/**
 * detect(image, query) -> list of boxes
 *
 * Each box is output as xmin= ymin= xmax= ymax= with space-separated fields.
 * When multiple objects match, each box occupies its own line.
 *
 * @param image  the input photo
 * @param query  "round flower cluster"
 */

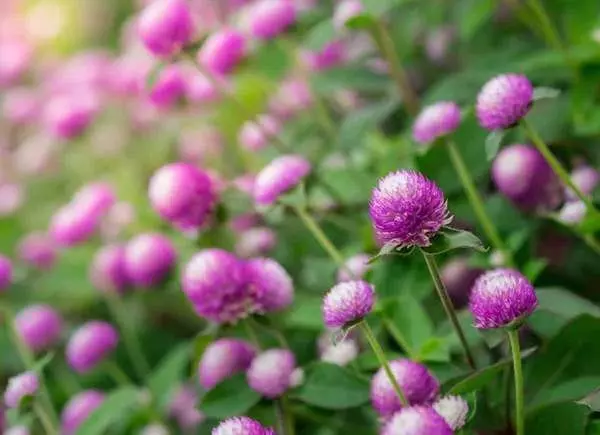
xmin=322 ymin=280 xmax=375 ymax=328
xmin=198 ymin=338 xmax=256 ymax=390
xmin=212 ymin=416 xmax=275 ymax=435
xmin=66 ymin=321 xmax=119 ymax=373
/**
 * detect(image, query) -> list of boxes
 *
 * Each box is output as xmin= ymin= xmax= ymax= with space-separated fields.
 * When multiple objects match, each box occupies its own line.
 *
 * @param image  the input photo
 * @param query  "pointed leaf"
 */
xmin=485 ymin=130 xmax=505 ymax=161
xmin=147 ymin=343 xmax=191 ymax=410
xmin=422 ymin=227 xmax=487 ymax=255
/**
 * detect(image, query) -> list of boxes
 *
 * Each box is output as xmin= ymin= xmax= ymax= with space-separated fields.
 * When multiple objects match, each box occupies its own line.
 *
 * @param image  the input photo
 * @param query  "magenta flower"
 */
xmin=15 ymin=305 xmax=63 ymax=353
xmin=169 ymin=384 xmax=205 ymax=431
xmin=148 ymin=64 xmax=187 ymax=108
xmin=198 ymin=338 xmax=256 ymax=389
xmin=4 ymin=372 xmax=38 ymax=408
xmin=238 ymin=115 xmax=281 ymax=151
xmin=0 ymin=40 xmax=32 ymax=88
xmin=229 ymin=212 xmax=261 ymax=232
xmin=90 ymin=244 xmax=130 ymax=293
xmin=322 ymin=280 xmax=375 ymax=328
xmin=197 ymin=28 xmax=246 ymax=75
xmin=49 ymin=204 xmax=101 ymax=247
xmin=337 ymin=253 xmax=370 ymax=282
xmin=433 ymin=395 xmax=469 ymax=431
xmin=235 ymin=227 xmax=277 ymax=258
xmin=383 ymin=406 xmax=453 ymax=435
xmin=567 ymin=165 xmax=599 ymax=201
xmin=0 ymin=255 xmax=12 ymax=291
xmin=469 ymin=268 xmax=538 ymax=329
xmin=333 ymin=0 xmax=363 ymax=30
xmin=369 ymin=170 xmax=452 ymax=248
xmin=73 ymin=182 xmax=116 ymax=218
xmin=184 ymin=70 xmax=224 ymax=104
xmin=247 ymin=0 xmax=296 ymax=39
xmin=412 ymin=101 xmax=461 ymax=144
xmin=254 ymin=155 xmax=311 ymax=205
xmin=440 ymin=257 xmax=483 ymax=308
xmin=137 ymin=0 xmax=194 ymax=57
xmin=66 ymin=321 xmax=119 ymax=373
xmin=558 ymin=200 xmax=586 ymax=225
xmin=302 ymin=40 xmax=347 ymax=71
xmin=212 ymin=417 xmax=275 ymax=435
xmin=43 ymin=91 xmax=99 ymax=140
xmin=2 ymin=87 xmax=38 ymax=125
xmin=243 ymin=257 xmax=294 ymax=312
xmin=247 ymin=348 xmax=296 ymax=398
xmin=18 ymin=232 xmax=57 ymax=270
xmin=149 ymin=162 xmax=217 ymax=231
xmin=124 ymin=233 xmax=176 ymax=287
xmin=371 ymin=359 xmax=440 ymax=417
xmin=269 ymin=78 xmax=312 ymax=119
xmin=61 ymin=390 xmax=105 ymax=435
xmin=476 ymin=73 xmax=533 ymax=131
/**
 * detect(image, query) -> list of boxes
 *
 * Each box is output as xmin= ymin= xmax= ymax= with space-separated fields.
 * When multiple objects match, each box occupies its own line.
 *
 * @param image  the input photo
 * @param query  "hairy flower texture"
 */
xmin=567 ymin=165 xmax=599 ymax=201
xmin=198 ymin=28 xmax=246 ymax=75
xmin=66 ymin=321 xmax=119 ymax=373
xmin=124 ymin=233 xmax=176 ymax=287
xmin=182 ymin=249 xmax=254 ymax=323
xmin=137 ymin=0 xmax=194 ymax=57
xmin=369 ymin=170 xmax=452 ymax=248
xmin=243 ymin=257 xmax=294 ymax=312
xmin=433 ymin=395 xmax=469 ymax=431
xmin=492 ymin=144 xmax=562 ymax=212
xmin=371 ymin=359 xmax=440 ymax=417
xmin=212 ymin=417 xmax=275 ymax=435
xmin=440 ymin=257 xmax=483 ymax=308
xmin=90 ymin=244 xmax=130 ymax=293
xmin=18 ymin=232 xmax=57 ymax=270
xmin=383 ymin=406 xmax=453 ymax=435
xmin=198 ymin=338 xmax=256 ymax=389
xmin=412 ymin=101 xmax=461 ymax=144
xmin=235 ymin=227 xmax=277 ymax=258
xmin=254 ymin=155 xmax=311 ymax=205
xmin=239 ymin=115 xmax=281 ymax=151
xmin=0 ymin=255 xmax=12 ymax=291
xmin=248 ymin=0 xmax=296 ymax=39
xmin=322 ymin=280 xmax=375 ymax=328
xmin=247 ymin=348 xmax=296 ymax=398
xmin=333 ymin=0 xmax=363 ymax=30
xmin=61 ymin=390 xmax=105 ymax=435
xmin=320 ymin=339 xmax=359 ymax=366
xmin=476 ymin=73 xmax=533 ymax=131
xmin=149 ymin=162 xmax=217 ymax=231
xmin=4 ymin=372 xmax=38 ymax=408
xmin=15 ymin=305 xmax=63 ymax=353
xmin=337 ymin=253 xmax=370 ymax=283
xmin=148 ymin=64 xmax=187 ymax=108
xmin=469 ymin=268 xmax=538 ymax=329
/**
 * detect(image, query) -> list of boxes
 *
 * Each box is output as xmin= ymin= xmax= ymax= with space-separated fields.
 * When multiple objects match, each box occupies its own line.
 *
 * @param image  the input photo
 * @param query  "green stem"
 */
xmin=422 ymin=252 xmax=477 ymax=369
xmin=243 ymin=319 xmax=263 ymax=350
xmin=508 ymin=329 xmax=525 ymax=435
xmin=446 ymin=139 xmax=514 ymax=267
xmin=360 ymin=320 xmax=408 ymax=406
xmin=583 ymin=234 xmax=600 ymax=256
xmin=276 ymin=395 xmax=295 ymax=435
xmin=34 ymin=401 xmax=58 ymax=435
xmin=381 ymin=317 xmax=417 ymax=360
xmin=104 ymin=360 xmax=133 ymax=386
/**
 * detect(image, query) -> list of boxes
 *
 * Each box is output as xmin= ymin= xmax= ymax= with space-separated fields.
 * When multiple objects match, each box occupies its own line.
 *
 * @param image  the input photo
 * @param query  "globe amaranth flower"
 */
xmin=302 ymin=40 xmax=347 ymax=72
xmin=50 ymin=203 xmax=101 ymax=247
xmin=247 ymin=348 xmax=296 ymax=398
xmin=476 ymin=73 xmax=533 ymax=131
xmin=61 ymin=390 xmax=105 ymax=435
xmin=212 ymin=417 xmax=275 ymax=435
xmin=322 ymin=280 xmax=375 ymax=328
xmin=469 ymin=268 xmax=538 ymax=329
xmin=254 ymin=155 xmax=311 ymax=205
xmin=567 ymin=165 xmax=599 ymax=201
xmin=412 ymin=101 xmax=461 ymax=144
xmin=433 ymin=395 xmax=469 ymax=431
xmin=333 ymin=0 xmax=363 ymax=30
xmin=440 ymin=257 xmax=483 ymax=308
xmin=371 ymin=359 xmax=440 ymax=417
xmin=197 ymin=28 xmax=246 ymax=75
xmin=4 ymin=372 xmax=38 ymax=408
xmin=148 ymin=64 xmax=187 ymax=109
xmin=238 ymin=115 xmax=281 ymax=151
xmin=15 ymin=305 xmax=63 ymax=353
xmin=269 ymin=78 xmax=312 ymax=119
xmin=383 ymin=406 xmax=453 ymax=435
xmin=0 ymin=255 xmax=12 ymax=291
xmin=90 ymin=244 xmax=130 ymax=293
xmin=18 ymin=232 xmax=57 ymax=270
xmin=73 ymin=182 xmax=116 ymax=218
xmin=5 ymin=425 xmax=29 ymax=435
xmin=235 ymin=227 xmax=277 ymax=258
xmin=243 ymin=257 xmax=294 ymax=312
xmin=198 ymin=338 xmax=256 ymax=389
xmin=247 ymin=0 xmax=296 ymax=39
xmin=169 ymin=384 xmax=205 ymax=431
xmin=137 ymin=0 xmax=194 ymax=58
xmin=492 ymin=144 xmax=562 ymax=212
xmin=0 ymin=39 xmax=32 ymax=87
xmin=0 ymin=182 xmax=24 ymax=217
xmin=66 ymin=321 xmax=119 ymax=373
xmin=369 ymin=170 xmax=452 ymax=248
xmin=43 ymin=90 xmax=99 ymax=140
xmin=149 ymin=162 xmax=217 ymax=231
xmin=2 ymin=87 xmax=38 ymax=125
xmin=337 ymin=253 xmax=370 ymax=283
xmin=124 ymin=233 xmax=176 ymax=287
xmin=320 ymin=339 xmax=359 ymax=366
xmin=558 ymin=200 xmax=586 ymax=225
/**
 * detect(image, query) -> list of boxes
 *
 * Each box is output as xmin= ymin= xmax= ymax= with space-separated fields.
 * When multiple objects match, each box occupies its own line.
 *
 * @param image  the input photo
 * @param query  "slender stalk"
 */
xmin=276 ymin=395 xmax=295 ymax=435
xmin=508 ymin=329 xmax=525 ymax=435
xmin=104 ymin=360 xmax=133 ymax=386
xmin=422 ymin=253 xmax=477 ymax=369
xmin=34 ymin=401 xmax=58 ymax=435
xmin=360 ymin=320 xmax=408 ymax=406
xmin=446 ymin=139 xmax=514 ymax=267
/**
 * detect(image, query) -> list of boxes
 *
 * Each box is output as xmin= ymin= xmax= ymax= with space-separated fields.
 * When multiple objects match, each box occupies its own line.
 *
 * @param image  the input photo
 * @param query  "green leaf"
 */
xmin=578 ymin=209 xmax=600 ymax=234
xmin=304 ymin=20 xmax=335 ymax=50
xmin=200 ymin=374 xmax=261 ymax=418
xmin=485 ymin=130 xmax=506 ymax=161
xmin=75 ymin=387 xmax=140 ymax=435
xmin=147 ymin=343 xmax=191 ymax=410
xmin=32 ymin=352 xmax=54 ymax=373
xmin=286 ymin=295 xmax=323 ymax=330
xmin=533 ymin=87 xmax=561 ymax=101
xmin=312 ymin=67 xmax=390 ymax=94
xmin=296 ymin=362 xmax=370 ymax=409
xmin=422 ymin=227 xmax=487 ymax=255
xmin=337 ymin=99 xmax=398 ymax=149
xmin=525 ymin=402 xmax=589 ymax=435
xmin=457 ymin=0 xmax=495 ymax=41
xmin=529 ymin=376 xmax=600 ymax=411
xmin=345 ymin=13 xmax=378 ymax=31
xmin=522 ymin=258 xmax=548 ymax=282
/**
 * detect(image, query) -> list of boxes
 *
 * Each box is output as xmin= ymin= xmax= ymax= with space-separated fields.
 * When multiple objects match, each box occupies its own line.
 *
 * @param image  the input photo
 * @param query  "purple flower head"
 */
xmin=269 ymin=78 xmax=312 ymax=119
xmin=235 ymin=227 xmax=277 ymax=258
xmin=66 ymin=321 xmax=119 ymax=373
xmin=337 ymin=253 xmax=370 ymax=283
xmin=383 ymin=406 xmax=453 ymax=435
xmin=412 ymin=101 xmax=461 ymax=144
xmin=0 ymin=39 xmax=32 ymax=88
xmin=333 ymin=0 xmax=363 ymax=30
xmin=184 ymin=69 xmax=224 ymax=104
xmin=0 ymin=255 xmax=13 ymax=291
xmin=148 ymin=64 xmax=187 ymax=108
xmin=49 ymin=204 xmax=101 ymax=247
xmin=229 ymin=212 xmax=261 ymax=232
xmin=433 ymin=395 xmax=469 ymax=431
xmin=247 ymin=0 xmax=296 ymax=39
xmin=238 ymin=115 xmax=281 ymax=151
xmin=212 ymin=417 xmax=274 ymax=435
xmin=149 ymin=163 xmax=217 ymax=231
xmin=247 ymin=348 xmax=296 ymax=398
xmin=469 ymin=268 xmax=537 ymax=329
xmin=169 ymin=384 xmax=205 ymax=430
xmin=18 ymin=232 xmax=57 ymax=270
xmin=243 ymin=257 xmax=294 ymax=312
xmin=370 ymin=359 xmax=440 ymax=417
xmin=15 ymin=305 xmax=63 ymax=353
xmin=369 ymin=170 xmax=452 ymax=248
xmin=558 ymin=200 xmax=586 ymax=225
xmin=2 ymin=87 xmax=38 ymax=125
xmin=302 ymin=40 xmax=347 ymax=71
xmin=322 ymin=280 xmax=375 ymax=328
xmin=476 ymin=73 xmax=533 ymax=131
xmin=198 ymin=338 xmax=256 ymax=389
xmin=61 ymin=390 xmax=105 ymax=435
xmin=124 ymin=233 xmax=176 ymax=287
xmin=492 ymin=144 xmax=562 ymax=212
xmin=137 ymin=0 xmax=194 ymax=57
xmin=197 ymin=28 xmax=246 ymax=75
xmin=4 ymin=372 xmax=38 ymax=408
xmin=254 ymin=155 xmax=311 ymax=205
xmin=440 ymin=257 xmax=483 ymax=308
xmin=73 ymin=182 xmax=116 ymax=218
xmin=43 ymin=91 xmax=99 ymax=140
xmin=567 ymin=165 xmax=599 ymax=201
xmin=320 ymin=339 xmax=359 ymax=366
xmin=90 ymin=244 xmax=130 ymax=293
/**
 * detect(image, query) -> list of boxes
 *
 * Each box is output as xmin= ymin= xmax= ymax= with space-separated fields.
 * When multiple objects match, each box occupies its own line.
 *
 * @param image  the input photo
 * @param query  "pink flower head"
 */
xmin=0 ymin=255 xmax=12 ymax=291
xmin=212 ymin=417 xmax=275 ymax=435
xmin=198 ymin=338 xmax=256 ymax=389
xmin=18 ymin=232 xmax=57 ymax=270
xmin=4 ymin=372 xmax=38 ymax=408
xmin=15 ymin=305 xmax=63 ymax=353
xmin=232 ymin=176 xmax=257 ymax=197
xmin=2 ymin=87 xmax=38 ymax=125
xmin=43 ymin=91 xmax=99 ymax=140
xmin=412 ymin=101 xmax=461 ymax=144
xmin=337 ymin=253 xmax=370 ymax=282
xmin=169 ymin=384 xmax=205 ymax=431
xmin=243 ymin=257 xmax=293 ymax=312
xmin=558 ymin=200 xmax=586 ymax=225
xmin=137 ymin=0 xmax=194 ymax=57
xmin=148 ymin=64 xmax=187 ymax=108
xmin=322 ymin=280 xmax=375 ymax=327
xmin=124 ymin=233 xmax=176 ymax=287
xmin=197 ymin=28 xmax=246 ymax=75
xmin=61 ymin=390 xmax=105 ymax=435
xmin=247 ymin=0 xmax=296 ymax=39
xmin=184 ymin=69 xmax=223 ymax=104
xmin=253 ymin=155 xmax=311 ymax=205
xmin=302 ymin=40 xmax=347 ymax=71
xmin=66 ymin=321 xmax=119 ymax=373
xmin=235 ymin=227 xmax=277 ymax=258
xmin=109 ymin=55 xmax=151 ymax=97
xmin=0 ymin=39 xmax=32 ymax=88
xmin=0 ymin=182 xmax=24 ymax=217
xmin=567 ymin=165 xmax=599 ymax=201
xmin=239 ymin=115 xmax=281 ymax=151
xmin=178 ymin=127 xmax=223 ymax=163
xmin=90 ymin=244 xmax=131 ymax=293
xmin=333 ymin=0 xmax=363 ymax=30
xmin=49 ymin=204 xmax=101 ymax=247
xmin=433 ymin=395 xmax=469 ymax=431
xmin=383 ymin=406 xmax=453 ymax=435
xmin=73 ymin=182 xmax=116 ymax=218
xmin=269 ymin=78 xmax=312 ymax=119
xmin=247 ymin=348 xmax=296 ymax=398
xmin=476 ymin=73 xmax=533 ymax=131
